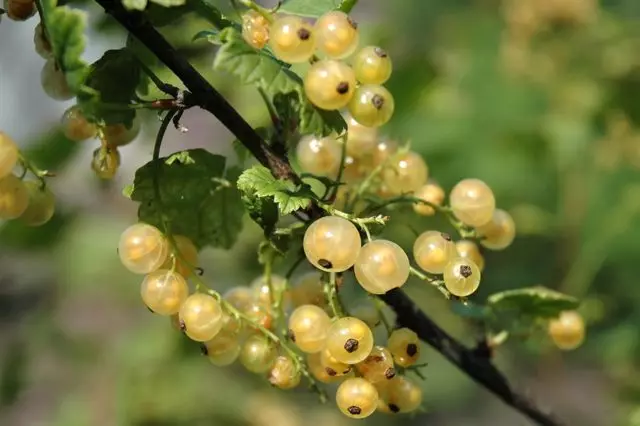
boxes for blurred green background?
[1,0,639,425]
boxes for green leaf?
[129,149,244,249]
[78,49,142,126]
[487,286,580,319]
[149,0,185,7]
[122,0,147,11]
[279,0,340,17]
[213,27,346,136]
[40,0,90,91]
[241,192,279,235]
[237,165,313,215]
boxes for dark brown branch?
[93,2,564,425]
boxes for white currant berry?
[140,269,189,315]
[0,132,19,179]
[91,146,120,180]
[41,59,73,101]
[336,377,378,419]
[296,134,342,177]
[161,235,199,278]
[348,84,395,127]
[353,46,392,84]
[269,15,316,63]
[314,11,359,59]
[443,257,481,297]
[450,178,496,227]
[242,10,270,49]
[240,334,278,373]
[20,181,55,227]
[320,347,352,377]
[288,304,331,353]
[103,118,141,147]
[269,355,301,389]
[413,182,445,216]
[303,216,361,272]
[179,293,224,342]
[204,328,241,366]
[455,240,485,271]
[0,174,29,220]
[548,311,585,351]
[413,231,456,274]
[61,106,96,142]
[325,317,374,364]
[377,376,423,413]
[354,239,410,294]
[304,60,356,110]
[308,352,342,383]
[290,271,326,309]
[387,328,420,367]
[475,208,516,250]
[118,223,169,275]
[382,151,428,195]
[356,346,396,383]
[345,113,377,158]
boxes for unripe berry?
[41,59,73,101]
[240,334,278,373]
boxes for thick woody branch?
[93,2,564,425]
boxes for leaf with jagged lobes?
[211,27,346,136]
[487,286,580,319]
[129,149,244,249]
[40,0,90,91]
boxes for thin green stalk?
[237,0,274,22]
[373,297,392,336]
[337,0,358,13]
[325,132,348,202]
[18,152,51,188]
[324,272,344,318]
[409,266,451,299]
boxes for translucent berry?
[140,269,189,315]
[34,23,52,59]
[41,59,73,101]
[179,293,224,342]
[223,286,254,312]
[387,328,420,367]
[320,347,352,377]
[413,182,445,216]
[450,178,496,227]
[118,223,169,274]
[161,235,199,278]
[455,240,485,271]
[251,274,288,308]
[382,151,428,195]
[548,310,585,351]
[269,356,301,389]
[325,317,374,364]
[350,302,381,329]
[314,11,359,59]
[348,84,395,127]
[443,258,481,297]
[296,134,342,177]
[413,231,456,274]
[303,216,361,272]
[0,174,29,220]
[308,352,342,383]
[354,239,410,294]
[242,10,270,49]
[240,334,278,373]
[378,376,423,413]
[353,46,393,85]
[103,118,141,147]
[288,304,331,353]
[356,346,396,383]
[91,146,120,180]
[20,181,55,226]
[304,60,356,110]
[345,114,377,158]
[61,106,96,142]
[475,208,516,250]
[0,132,19,179]
[5,0,36,21]
[336,377,379,419]
[269,16,316,63]
[244,300,273,330]
[290,272,326,309]
[204,328,241,367]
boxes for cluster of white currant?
[242,10,394,127]
[118,222,426,418]
[0,132,55,226]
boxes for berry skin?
[288,304,332,353]
[103,118,141,147]
[204,328,241,366]
[61,106,96,142]
[320,347,352,377]
[140,269,189,315]
[0,174,29,220]
[548,311,585,350]
[118,223,169,275]
[387,328,420,368]
[443,258,481,297]
[304,60,356,110]
[336,377,379,419]
[179,293,224,342]
[350,301,380,329]
[371,138,398,167]
[353,46,393,85]
[348,84,395,127]
[413,231,457,274]
[307,352,342,383]
[34,23,52,59]
[455,240,485,271]
[242,10,270,49]
[223,286,254,312]
[41,59,73,101]
[356,346,396,383]
[325,317,374,364]
[269,356,301,389]
[0,132,19,179]
[251,274,289,308]
[161,235,199,278]
[450,178,496,227]
[475,208,516,250]
[20,181,55,226]
[345,114,378,158]
[413,182,445,216]
[296,134,342,177]
[240,334,278,373]
[354,239,410,294]
[377,376,423,413]
[303,216,361,272]
[91,146,120,180]
[244,300,274,330]
[269,16,316,63]
[4,0,36,21]
[382,151,428,195]
[290,272,326,309]
[314,11,359,59]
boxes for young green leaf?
[129,149,244,249]
[237,165,314,215]
[212,27,346,136]
[40,0,90,91]
[279,0,340,17]
[487,286,580,319]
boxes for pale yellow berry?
[353,46,393,85]
[61,106,96,142]
[290,272,326,309]
[354,239,410,294]
[356,346,396,383]
[242,10,270,49]
[450,178,496,227]
[251,274,289,309]
[288,304,331,353]
[413,182,445,216]
[348,84,395,127]
[240,334,278,373]
[325,317,374,364]
[0,132,19,178]
[413,231,457,274]
[91,146,120,180]
[118,223,169,275]
[179,293,224,342]
[475,208,516,250]
[296,134,342,177]
[223,286,254,312]
[140,269,189,315]
[314,11,359,59]
[304,60,356,110]
[269,355,301,389]
[345,113,378,158]
[548,310,585,350]
[0,174,29,220]
[336,377,379,419]
[443,258,481,297]
[303,216,361,272]
[204,328,241,366]
[377,376,423,413]
[387,328,420,367]
[160,235,199,278]
[383,151,428,195]
[455,240,485,271]
[103,118,141,146]
[307,352,342,383]
[269,16,316,63]
[320,347,352,377]
[20,181,55,227]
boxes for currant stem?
[323,272,344,318]
[409,266,451,299]
[17,152,51,188]
[337,0,359,13]
[372,296,393,336]
[237,0,274,23]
